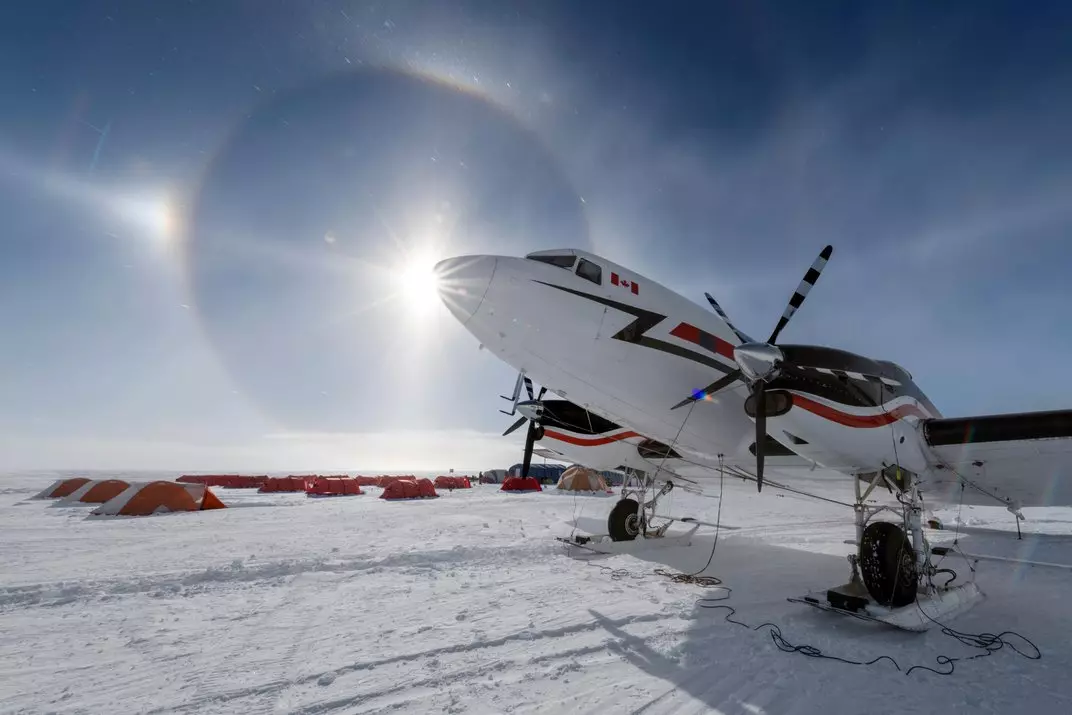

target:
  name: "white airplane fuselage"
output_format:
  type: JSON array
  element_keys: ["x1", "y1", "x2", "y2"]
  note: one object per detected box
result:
[{"x1": 435, "y1": 249, "x2": 940, "y2": 485}]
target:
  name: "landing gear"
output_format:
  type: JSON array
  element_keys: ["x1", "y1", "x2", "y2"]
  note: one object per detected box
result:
[
  {"x1": 556, "y1": 468, "x2": 702, "y2": 555},
  {"x1": 859, "y1": 520, "x2": 917, "y2": 608},
  {"x1": 607, "y1": 469, "x2": 676, "y2": 541},
  {"x1": 796, "y1": 467, "x2": 983, "y2": 631},
  {"x1": 608, "y1": 498, "x2": 640, "y2": 541}
]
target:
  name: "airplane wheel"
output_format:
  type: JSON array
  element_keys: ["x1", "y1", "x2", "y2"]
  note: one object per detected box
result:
[
  {"x1": 608, "y1": 498, "x2": 641, "y2": 542},
  {"x1": 859, "y1": 521, "x2": 918, "y2": 608}
]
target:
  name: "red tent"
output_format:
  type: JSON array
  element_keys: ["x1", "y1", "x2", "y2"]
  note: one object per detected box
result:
[
  {"x1": 501, "y1": 476, "x2": 542, "y2": 492},
  {"x1": 434, "y1": 476, "x2": 472, "y2": 489},
  {"x1": 380, "y1": 478, "x2": 438, "y2": 500},
  {"x1": 307, "y1": 478, "x2": 364, "y2": 497},
  {"x1": 259, "y1": 476, "x2": 311, "y2": 493},
  {"x1": 178, "y1": 474, "x2": 267, "y2": 488}
]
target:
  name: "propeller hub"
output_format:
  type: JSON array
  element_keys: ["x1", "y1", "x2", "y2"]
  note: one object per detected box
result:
[
  {"x1": 734, "y1": 342, "x2": 784, "y2": 383},
  {"x1": 516, "y1": 400, "x2": 543, "y2": 422}
]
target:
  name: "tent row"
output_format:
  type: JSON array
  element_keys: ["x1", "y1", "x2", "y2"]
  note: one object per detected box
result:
[
  {"x1": 177, "y1": 473, "x2": 475, "y2": 491},
  {"x1": 33, "y1": 478, "x2": 226, "y2": 516},
  {"x1": 500, "y1": 466, "x2": 614, "y2": 494},
  {"x1": 179, "y1": 474, "x2": 446, "y2": 500}
]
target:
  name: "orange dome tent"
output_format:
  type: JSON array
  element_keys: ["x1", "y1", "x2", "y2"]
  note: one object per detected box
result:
[
  {"x1": 91, "y1": 481, "x2": 226, "y2": 517},
  {"x1": 434, "y1": 476, "x2": 472, "y2": 489},
  {"x1": 259, "y1": 476, "x2": 311, "y2": 493},
  {"x1": 59, "y1": 479, "x2": 133, "y2": 504},
  {"x1": 555, "y1": 466, "x2": 611, "y2": 493},
  {"x1": 380, "y1": 478, "x2": 438, "y2": 500},
  {"x1": 306, "y1": 477, "x2": 364, "y2": 497},
  {"x1": 501, "y1": 476, "x2": 542, "y2": 492},
  {"x1": 33, "y1": 478, "x2": 91, "y2": 499}
]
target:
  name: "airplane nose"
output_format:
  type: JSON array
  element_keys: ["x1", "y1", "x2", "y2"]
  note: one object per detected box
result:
[{"x1": 434, "y1": 255, "x2": 497, "y2": 324}]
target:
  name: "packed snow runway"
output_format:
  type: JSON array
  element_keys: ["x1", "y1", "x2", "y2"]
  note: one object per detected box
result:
[{"x1": 2, "y1": 470, "x2": 1071, "y2": 714}]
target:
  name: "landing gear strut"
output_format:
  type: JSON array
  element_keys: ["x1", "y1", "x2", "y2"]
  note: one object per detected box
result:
[
  {"x1": 607, "y1": 469, "x2": 675, "y2": 542},
  {"x1": 796, "y1": 467, "x2": 983, "y2": 630}
]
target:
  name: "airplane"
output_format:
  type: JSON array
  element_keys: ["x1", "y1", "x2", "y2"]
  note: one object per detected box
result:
[{"x1": 433, "y1": 246, "x2": 1072, "y2": 630}]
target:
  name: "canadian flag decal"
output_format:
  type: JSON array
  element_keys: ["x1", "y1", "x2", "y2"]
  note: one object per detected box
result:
[{"x1": 610, "y1": 272, "x2": 639, "y2": 295}]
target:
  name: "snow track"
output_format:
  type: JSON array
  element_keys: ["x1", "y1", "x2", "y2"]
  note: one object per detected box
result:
[{"x1": 2, "y1": 470, "x2": 1071, "y2": 714}]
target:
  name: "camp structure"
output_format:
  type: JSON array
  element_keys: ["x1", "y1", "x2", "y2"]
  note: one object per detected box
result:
[
  {"x1": 555, "y1": 466, "x2": 611, "y2": 494},
  {"x1": 380, "y1": 478, "x2": 438, "y2": 500},
  {"x1": 91, "y1": 481, "x2": 226, "y2": 517},
  {"x1": 306, "y1": 477, "x2": 365, "y2": 497},
  {"x1": 33, "y1": 477, "x2": 92, "y2": 500},
  {"x1": 501, "y1": 476, "x2": 542, "y2": 492},
  {"x1": 259, "y1": 476, "x2": 312, "y2": 493},
  {"x1": 56, "y1": 479, "x2": 133, "y2": 505},
  {"x1": 478, "y1": 469, "x2": 507, "y2": 484},
  {"x1": 433, "y1": 475, "x2": 471, "y2": 489},
  {"x1": 178, "y1": 474, "x2": 267, "y2": 489},
  {"x1": 507, "y1": 463, "x2": 566, "y2": 485}
]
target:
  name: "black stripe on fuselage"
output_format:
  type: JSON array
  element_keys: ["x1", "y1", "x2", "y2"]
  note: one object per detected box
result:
[
  {"x1": 770, "y1": 344, "x2": 942, "y2": 417},
  {"x1": 923, "y1": 409, "x2": 1072, "y2": 446},
  {"x1": 532, "y1": 280, "x2": 734, "y2": 375}
]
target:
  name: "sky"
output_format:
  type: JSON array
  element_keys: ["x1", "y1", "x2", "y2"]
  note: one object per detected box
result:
[{"x1": 1, "y1": 0, "x2": 1070, "y2": 472}]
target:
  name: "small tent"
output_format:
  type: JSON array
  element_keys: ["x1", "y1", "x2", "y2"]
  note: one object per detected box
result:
[
  {"x1": 501, "y1": 476, "x2": 542, "y2": 492},
  {"x1": 33, "y1": 478, "x2": 92, "y2": 499},
  {"x1": 434, "y1": 475, "x2": 471, "y2": 489},
  {"x1": 92, "y1": 481, "x2": 226, "y2": 517},
  {"x1": 259, "y1": 476, "x2": 311, "y2": 493},
  {"x1": 307, "y1": 477, "x2": 364, "y2": 497},
  {"x1": 556, "y1": 466, "x2": 610, "y2": 493},
  {"x1": 380, "y1": 478, "x2": 438, "y2": 500}
]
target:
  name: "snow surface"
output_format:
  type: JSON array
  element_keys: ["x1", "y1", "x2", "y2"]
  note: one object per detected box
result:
[{"x1": 2, "y1": 468, "x2": 1071, "y2": 714}]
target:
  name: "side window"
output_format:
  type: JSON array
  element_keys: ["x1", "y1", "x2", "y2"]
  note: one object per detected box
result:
[{"x1": 576, "y1": 258, "x2": 602, "y2": 285}]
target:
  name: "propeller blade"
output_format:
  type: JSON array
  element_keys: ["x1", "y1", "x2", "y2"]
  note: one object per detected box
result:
[
  {"x1": 524, "y1": 376, "x2": 534, "y2": 400},
  {"x1": 704, "y1": 292, "x2": 754, "y2": 344},
  {"x1": 754, "y1": 382, "x2": 766, "y2": 493},
  {"x1": 767, "y1": 245, "x2": 833, "y2": 345},
  {"x1": 502, "y1": 416, "x2": 527, "y2": 437},
  {"x1": 537, "y1": 386, "x2": 546, "y2": 400},
  {"x1": 521, "y1": 421, "x2": 537, "y2": 478},
  {"x1": 671, "y1": 369, "x2": 742, "y2": 409}
]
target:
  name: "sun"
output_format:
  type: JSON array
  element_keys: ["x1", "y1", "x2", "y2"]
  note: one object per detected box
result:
[{"x1": 394, "y1": 248, "x2": 443, "y2": 315}]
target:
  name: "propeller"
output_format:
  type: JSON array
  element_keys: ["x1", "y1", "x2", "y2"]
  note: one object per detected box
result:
[
  {"x1": 675, "y1": 245, "x2": 834, "y2": 492},
  {"x1": 500, "y1": 374, "x2": 546, "y2": 479}
]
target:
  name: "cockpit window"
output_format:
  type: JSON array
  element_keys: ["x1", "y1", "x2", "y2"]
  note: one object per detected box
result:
[
  {"x1": 576, "y1": 258, "x2": 602, "y2": 285},
  {"x1": 526, "y1": 254, "x2": 576, "y2": 270}
]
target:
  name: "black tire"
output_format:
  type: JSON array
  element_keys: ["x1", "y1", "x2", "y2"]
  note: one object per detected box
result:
[
  {"x1": 859, "y1": 521, "x2": 918, "y2": 608},
  {"x1": 608, "y1": 498, "x2": 641, "y2": 541}
]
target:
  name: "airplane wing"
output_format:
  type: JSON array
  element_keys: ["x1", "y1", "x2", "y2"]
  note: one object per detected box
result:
[
  {"x1": 922, "y1": 409, "x2": 1072, "y2": 508},
  {"x1": 533, "y1": 446, "x2": 569, "y2": 460}
]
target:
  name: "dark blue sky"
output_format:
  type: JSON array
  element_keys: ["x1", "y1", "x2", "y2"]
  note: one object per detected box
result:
[{"x1": 1, "y1": 1, "x2": 1069, "y2": 470}]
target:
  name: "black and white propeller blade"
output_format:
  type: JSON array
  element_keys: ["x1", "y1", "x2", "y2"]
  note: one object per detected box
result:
[
  {"x1": 499, "y1": 373, "x2": 546, "y2": 479},
  {"x1": 766, "y1": 244, "x2": 832, "y2": 345},
  {"x1": 679, "y1": 245, "x2": 835, "y2": 492},
  {"x1": 704, "y1": 292, "x2": 754, "y2": 344},
  {"x1": 753, "y1": 381, "x2": 767, "y2": 492}
]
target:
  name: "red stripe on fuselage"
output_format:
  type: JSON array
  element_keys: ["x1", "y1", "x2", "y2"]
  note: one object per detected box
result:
[
  {"x1": 669, "y1": 323, "x2": 736, "y2": 361},
  {"x1": 791, "y1": 393, "x2": 932, "y2": 428},
  {"x1": 543, "y1": 429, "x2": 642, "y2": 447}
]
